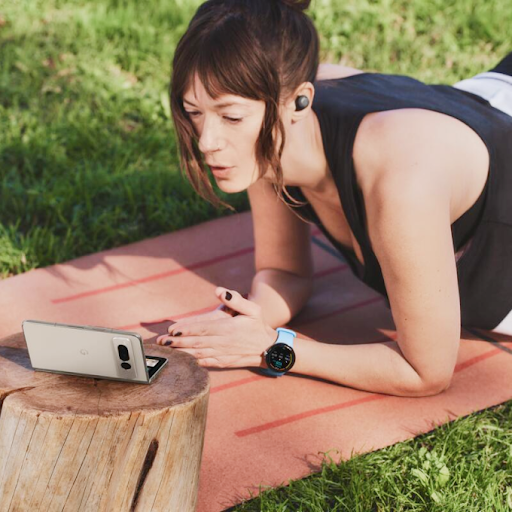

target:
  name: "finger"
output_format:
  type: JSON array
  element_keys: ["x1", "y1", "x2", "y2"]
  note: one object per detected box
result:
[
  {"x1": 167, "y1": 319, "x2": 207, "y2": 335},
  {"x1": 215, "y1": 287, "x2": 259, "y2": 318},
  {"x1": 157, "y1": 333, "x2": 187, "y2": 345},
  {"x1": 169, "y1": 303, "x2": 241, "y2": 336},
  {"x1": 161, "y1": 334, "x2": 223, "y2": 349},
  {"x1": 167, "y1": 324, "x2": 184, "y2": 335},
  {"x1": 156, "y1": 334, "x2": 173, "y2": 345},
  {"x1": 167, "y1": 318, "x2": 206, "y2": 335},
  {"x1": 167, "y1": 318, "x2": 230, "y2": 338}
]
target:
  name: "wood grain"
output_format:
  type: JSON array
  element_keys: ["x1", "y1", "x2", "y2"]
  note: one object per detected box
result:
[{"x1": 0, "y1": 332, "x2": 210, "y2": 511}]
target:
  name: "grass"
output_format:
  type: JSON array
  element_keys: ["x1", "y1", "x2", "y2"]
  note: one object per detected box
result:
[
  {"x1": 1, "y1": 0, "x2": 512, "y2": 509},
  {"x1": 1, "y1": 0, "x2": 511, "y2": 277},
  {"x1": 229, "y1": 401, "x2": 512, "y2": 511}
]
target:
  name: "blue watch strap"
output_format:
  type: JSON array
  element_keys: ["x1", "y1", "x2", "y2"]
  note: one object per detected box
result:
[
  {"x1": 262, "y1": 327, "x2": 297, "y2": 377},
  {"x1": 275, "y1": 328, "x2": 295, "y2": 348}
]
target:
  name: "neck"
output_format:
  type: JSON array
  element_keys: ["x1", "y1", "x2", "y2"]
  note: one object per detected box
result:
[{"x1": 266, "y1": 109, "x2": 333, "y2": 196}]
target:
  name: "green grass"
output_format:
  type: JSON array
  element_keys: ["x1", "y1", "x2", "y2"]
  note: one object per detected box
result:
[
  {"x1": 1, "y1": 0, "x2": 511, "y2": 277},
  {"x1": 1, "y1": 0, "x2": 512, "y2": 509},
  {"x1": 229, "y1": 402, "x2": 512, "y2": 511}
]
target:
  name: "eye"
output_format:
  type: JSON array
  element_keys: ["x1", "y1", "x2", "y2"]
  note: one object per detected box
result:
[{"x1": 185, "y1": 111, "x2": 242, "y2": 124}]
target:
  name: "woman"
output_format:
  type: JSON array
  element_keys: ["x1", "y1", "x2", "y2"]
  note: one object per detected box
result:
[{"x1": 156, "y1": 0, "x2": 512, "y2": 397}]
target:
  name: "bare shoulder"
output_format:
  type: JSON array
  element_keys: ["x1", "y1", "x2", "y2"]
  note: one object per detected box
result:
[
  {"x1": 352, "y1": 109, "x2": 490, "y2": 222},
  {"x1": 316, "y1": 63, "x2": 365, "y2": 81}
]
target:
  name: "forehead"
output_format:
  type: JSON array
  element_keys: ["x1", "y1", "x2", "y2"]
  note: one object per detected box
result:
[{"x1": 182, "y1": 73, "x2": 253, "y2": 108}]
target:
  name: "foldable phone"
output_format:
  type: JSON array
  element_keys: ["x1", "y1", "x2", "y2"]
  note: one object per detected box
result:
[{"x1": 22, "y1": 320, "x2": 167, "y2": 384}]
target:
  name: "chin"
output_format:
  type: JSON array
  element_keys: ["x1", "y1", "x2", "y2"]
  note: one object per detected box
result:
[
  {"x1": 215, "y1": 178, "x2": 248, "y2": 194},
  {"x1": 214, "y1": 173, "x2": 254, "y2": 194}
]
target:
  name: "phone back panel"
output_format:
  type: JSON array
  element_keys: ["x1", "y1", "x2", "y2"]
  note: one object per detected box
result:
[{"x1": 22, "y1": 321, "x2": 149, "y2": 383}]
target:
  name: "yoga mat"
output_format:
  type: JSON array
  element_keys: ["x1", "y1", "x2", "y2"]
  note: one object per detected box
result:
[{"x1": 1, "y1": 211, "x2": 511, "y2": 512}]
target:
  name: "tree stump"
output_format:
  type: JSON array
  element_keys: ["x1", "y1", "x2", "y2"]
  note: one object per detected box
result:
[{"x1": 0, "y1": 332, "x2": 210, "y2": 512}]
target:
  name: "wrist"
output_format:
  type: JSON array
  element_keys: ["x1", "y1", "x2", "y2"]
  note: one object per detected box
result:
[
  {"x1": 255, "y1": 326, "x2": 277, "y2": 368},
  {"x1": 216, "y1": 292, "x2": 278, "y2": 368}
]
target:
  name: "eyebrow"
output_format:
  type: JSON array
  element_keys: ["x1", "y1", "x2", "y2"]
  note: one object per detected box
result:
[{"x1": 183, "y1": 98, "x2": 249, "y2": 109}]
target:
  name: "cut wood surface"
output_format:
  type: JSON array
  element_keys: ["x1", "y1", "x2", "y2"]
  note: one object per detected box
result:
[{"x1": 0, "y1": 332, "x2": 210, "y2": 512}]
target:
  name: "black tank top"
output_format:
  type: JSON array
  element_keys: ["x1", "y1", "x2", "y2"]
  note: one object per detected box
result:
[{"x1": 283, "y1": 73, "x2": 512, "y2": 330}]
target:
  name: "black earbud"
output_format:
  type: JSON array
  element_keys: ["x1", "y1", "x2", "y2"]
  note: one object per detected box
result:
[{"x1": 295, "y1": 95, "x2": 309, "y2": 111}]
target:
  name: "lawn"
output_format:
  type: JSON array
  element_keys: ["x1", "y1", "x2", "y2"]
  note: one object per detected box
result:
[{"x1": 1, "y1": 0, "x2": 512, "y2": 509}]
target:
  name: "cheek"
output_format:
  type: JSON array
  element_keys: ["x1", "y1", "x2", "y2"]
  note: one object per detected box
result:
[
  {"x1": 232, "y1": 133, "x2": 258, "y2": 163},
  {"x1": 246, "y1": 129, "x2": 262, "y2": 160}
]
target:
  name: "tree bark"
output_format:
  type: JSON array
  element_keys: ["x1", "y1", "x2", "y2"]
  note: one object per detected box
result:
[{"x1": 0, "y1": 332, "x2": 210, "y2": 512}]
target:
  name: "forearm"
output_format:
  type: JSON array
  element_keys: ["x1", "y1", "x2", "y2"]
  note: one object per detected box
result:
[
  {"x1": 248, "y1": 268, "x2": 312, "y2": 329},
  {"x1": 245, "y1": 270, "x2": 446, "y2": 397},
  {"x1": 291, "y1": 337, "x2": 449, "y2": 397}
]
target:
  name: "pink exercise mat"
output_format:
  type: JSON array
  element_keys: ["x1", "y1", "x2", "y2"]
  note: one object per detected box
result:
[{"x1": 1, "y1": 211, "x2": 511, "y2": 511}]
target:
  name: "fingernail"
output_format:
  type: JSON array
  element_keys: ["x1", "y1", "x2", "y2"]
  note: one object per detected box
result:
[
  {"x1": 225, "y1": 291, "x2": 232, "y2": 301},
  {"x1": 165, "y1": 340, "x2": 172, "y2": 346},
  {"x1": 174, "y1": 331, "x2": 182, "y2": 337}
]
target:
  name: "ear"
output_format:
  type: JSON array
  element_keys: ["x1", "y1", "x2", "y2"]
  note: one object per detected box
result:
[{"x1": 286, "y1": 81, "x2": 315, "y2": 122}]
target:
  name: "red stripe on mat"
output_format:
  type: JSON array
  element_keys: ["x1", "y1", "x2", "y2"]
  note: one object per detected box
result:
[
  {"x1": 234, "y1": 345, "x2": 504, "y2": 437},
  {"x1": 118, "y1": 292, "x2": 382, "y2": 331},
  {"x1": 51, "y1": 247, "x2": 255, "y2": 304},
  {"x1": 453, "y1": 346, "x2": 502, "y2": 372},
  {"x1": 235, "y1": 395, "x2": 388, "y2": 437},
  {"x1": 50, "y1": 229, "x2": 336, "y2": 304},
  {"x1": 210, "y1": 375, "x2": 265, "y2": 393}
]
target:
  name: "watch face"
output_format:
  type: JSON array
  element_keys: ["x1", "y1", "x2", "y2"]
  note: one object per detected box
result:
[{"x1": 266, "y1": 343, "x2": 295, "y2": 372}]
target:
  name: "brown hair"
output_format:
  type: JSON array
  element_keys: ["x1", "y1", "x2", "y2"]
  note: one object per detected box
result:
[{"x1": 169, "y1": 0, "x2": 319, "y2": 221}]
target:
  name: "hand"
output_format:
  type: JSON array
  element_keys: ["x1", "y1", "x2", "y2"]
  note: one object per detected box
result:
[
  {"x1": 155, "y1": 304, "x2": 235, "y2": 341},
  {"x1": 156, "y1": 287, "x2": 278, "y2": 369},
  {"x1": 154, "y1": 292, "x2": 244, "y2": 344}
]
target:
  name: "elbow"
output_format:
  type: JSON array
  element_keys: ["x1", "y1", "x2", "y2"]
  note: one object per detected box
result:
[
  {"x1": 419, "y1": 378, "x2": 452, "y2": 397},
  {"x1": 404, "y1": 374, "x2": 453, "y2": 398}
]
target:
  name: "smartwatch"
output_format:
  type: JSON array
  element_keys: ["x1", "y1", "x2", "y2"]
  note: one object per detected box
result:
[{"x1": 262, "y1": 327, "x2": 297, "y2": 377}]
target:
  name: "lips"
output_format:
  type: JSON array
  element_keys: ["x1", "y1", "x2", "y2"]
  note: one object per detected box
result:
[
  {"x1": 208, "y1": 164, "x2": 230, "y2": 170},
  {"x1": 210, "y1": 166, "x2": 233, "y2": 177}
]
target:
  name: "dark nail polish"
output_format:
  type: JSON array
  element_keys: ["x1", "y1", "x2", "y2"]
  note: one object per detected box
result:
[
  {"x1": 165, "y1": 340, "x2": 172, "y2": 346},
  {"x1": 225, "y1": 291, "x2": 232, "y2": 301},
  {"x1": 174, "y1": 331, "x2": 182, "y2": 336}
]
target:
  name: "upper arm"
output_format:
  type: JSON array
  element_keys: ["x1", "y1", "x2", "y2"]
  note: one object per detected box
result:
[
  {"x1": 354, "y1": 110, "x2": 463, "y2": 392},
  {"x1": 248, "y1": 179, "x2": 314, "y2": 280},
  {"x1": 316, "y1": 63, "x2": 365, "y2": 81}
]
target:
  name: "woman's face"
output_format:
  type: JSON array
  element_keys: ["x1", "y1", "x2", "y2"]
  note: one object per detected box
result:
[{"x1": 182, "y1": 73, "x2": 269, "y2": 193}]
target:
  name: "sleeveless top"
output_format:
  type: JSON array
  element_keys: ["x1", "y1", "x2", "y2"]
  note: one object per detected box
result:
[{"x1": 283, "y1": 73, "x2": 512, "y2": 330}]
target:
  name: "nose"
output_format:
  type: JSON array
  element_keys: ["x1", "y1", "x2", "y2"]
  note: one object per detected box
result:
[{"x1": 198, "y1": 116, "x2": 224, "y2": 154}]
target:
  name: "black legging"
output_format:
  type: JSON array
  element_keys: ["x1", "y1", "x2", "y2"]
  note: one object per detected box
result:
[{"x1": 489, "y1": 51, "x2": 512, "y2": 76}]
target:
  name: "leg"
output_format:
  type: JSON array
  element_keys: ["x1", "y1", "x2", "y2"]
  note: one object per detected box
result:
[
  {"x1": 491, "y1": 309, "x2": 512, "y2": 336},
  {"x1": 488, "y1": 51, "x2": 512, "y2": 77},
  {"x1": 452, "y1": 51, "x2": 512, "y2": 118}
]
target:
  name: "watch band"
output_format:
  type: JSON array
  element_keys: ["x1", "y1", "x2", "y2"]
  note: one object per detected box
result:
[{"x1": 262, "y1": 327, "x2": 297, "y2": 377}]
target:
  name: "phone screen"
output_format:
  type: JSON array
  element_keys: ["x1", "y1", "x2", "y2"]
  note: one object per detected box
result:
[{"x1": 145, "y1": 356, "x2": 167, "y2": 378}]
